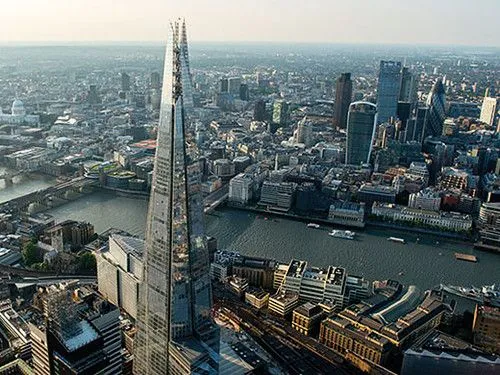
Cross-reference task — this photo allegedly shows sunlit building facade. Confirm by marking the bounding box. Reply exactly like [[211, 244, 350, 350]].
[[133, 19, 220, 375]]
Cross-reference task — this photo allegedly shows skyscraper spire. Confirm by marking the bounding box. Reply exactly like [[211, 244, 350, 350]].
[[133, 20, 219, 375]]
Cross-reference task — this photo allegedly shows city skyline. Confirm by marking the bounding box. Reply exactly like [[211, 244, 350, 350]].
[[1, 0, 500, 47]]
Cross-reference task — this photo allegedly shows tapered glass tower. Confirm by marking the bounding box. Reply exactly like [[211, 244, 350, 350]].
[[133, 19, 219, 375]]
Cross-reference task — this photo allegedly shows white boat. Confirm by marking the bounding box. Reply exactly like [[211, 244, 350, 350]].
[[307, 223, 320, 229], [388, 237, 406, 244], [329, 230, 355, 240]]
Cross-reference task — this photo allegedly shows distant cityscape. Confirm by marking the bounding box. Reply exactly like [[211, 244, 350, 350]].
[[0, 15, 499, 375]]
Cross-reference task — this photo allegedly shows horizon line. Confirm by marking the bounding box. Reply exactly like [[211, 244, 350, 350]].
[[0, 40, 499, 49]]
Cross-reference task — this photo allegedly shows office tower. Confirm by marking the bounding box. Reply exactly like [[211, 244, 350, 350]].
[[254, 99, 267, 121], [96, 234, 144, 320], [218, 78, 228, 93], [399, 67, 418, 106], [121, 72, 131, 92], [272, 100, 289, 126], [294, 116, 314, 147], [376, 61, 402, 124], [134, 19, 219, 375], [396, 101, 412, 142], [345, 102, 377, 165], [227, 77, 242, 96], [239, 83, 249, 101], [333, 73, 353, 129], [423, 80, 446, 139], [480, 96, 498, 126], [150, 72, 161, 89], [29, 287, 122, 375], [87, 85, 100, 105]]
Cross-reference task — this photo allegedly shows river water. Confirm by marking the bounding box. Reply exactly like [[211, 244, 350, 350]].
[[1, 174, 498, 291], [38, 190, 500, 291], [0, 168, 56, 204]]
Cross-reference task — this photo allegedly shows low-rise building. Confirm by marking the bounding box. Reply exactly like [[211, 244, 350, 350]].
[[477, 202, 500, 252], [232, 255, 276, 290], [358, 184, 397, 206], [259, 181, 297, 212], [227, 276, 249, 298], [472, 305, 500, 353], [245, 289, 270, 310], [408, 188, 441, 211], [372, 202, 472, 232], [268, 290, 300, 317], [401, 330, 500, 375], [292, 302, 324, 337], [328, 201, 366, 228]]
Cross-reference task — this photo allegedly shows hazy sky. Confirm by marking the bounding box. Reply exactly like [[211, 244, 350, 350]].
[[1, 0, 499, 46]]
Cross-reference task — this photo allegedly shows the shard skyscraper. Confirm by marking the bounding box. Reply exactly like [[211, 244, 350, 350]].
[[134, 20, 220, 375]]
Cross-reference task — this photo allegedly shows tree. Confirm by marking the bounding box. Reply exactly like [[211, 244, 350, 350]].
[[22, 239, 40, 267], [78, 252, 96, 273]]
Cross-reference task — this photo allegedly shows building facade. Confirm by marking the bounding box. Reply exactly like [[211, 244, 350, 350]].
[[333, 73, 353, 129], [345, 102, 377, 165], [376, 61, 402, 124], [133, 20, 219, 375]]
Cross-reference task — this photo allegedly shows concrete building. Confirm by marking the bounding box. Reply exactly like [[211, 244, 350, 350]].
[[408, 188, 441, 211], [228, 276, 249, 298], [245, 289, 270, 310], [259, 181, 297, 212], [232, 255, 276, 290], [96, 234, 143, 320], [345, 102, 377, 165], [229, 173, 254, 205], [472, 305, 500, 353], [477, 202, 500, 251], [480, 97, 498, 126], [358, 184, 397, 205], [29, 286, 122, 375], [272, 100, 289, 126], [227, 77, 242, 96], [401, 330, 500, 375], [281, 259, 370, 308], [268, 290, 300, 317]]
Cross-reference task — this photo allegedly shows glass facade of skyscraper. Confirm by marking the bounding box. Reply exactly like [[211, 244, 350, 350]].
[[345, 102, 377, 165], [133, 19, 219, 375], [376, 61, 402, 124]]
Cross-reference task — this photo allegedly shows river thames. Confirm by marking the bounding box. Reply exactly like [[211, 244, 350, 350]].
[[1, 176, 498, 291], [41, 190, 500, 291]]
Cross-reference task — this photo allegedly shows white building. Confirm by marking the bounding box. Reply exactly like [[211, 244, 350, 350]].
[[372, 202, 472, 232], [229, 173, 254, 204], [408, 188, 442, 211], [280, 259, 370, 308], [96, 234, 144, 319], [0, 100, 40, 126], [480, 97, 498, 126]]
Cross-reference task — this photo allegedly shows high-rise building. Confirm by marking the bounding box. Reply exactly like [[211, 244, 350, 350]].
[[480, 96, 498, 126], [218, 78, 228, 93], [345, 102, 377, 165], [227, 77, 242, 96], [294, 116, 314, 147], [239, 83, 249, 101], [253, 100, 267, 121], [121, 72, 131, 92], [272, 100, 289, 126], [399, 67, 418, 106], [333, 73, 353, 129], [376, 61, 402, 124], [29, 286, 122, 375], [87, 85, 100, 105], [423, 80, 446, 139], [150, 72, 161, 89], [96, 234, 144, 319], [133, 19, 219, 375]]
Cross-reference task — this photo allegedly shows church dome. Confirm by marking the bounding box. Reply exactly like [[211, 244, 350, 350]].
[[11, 99, 26, 116]]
